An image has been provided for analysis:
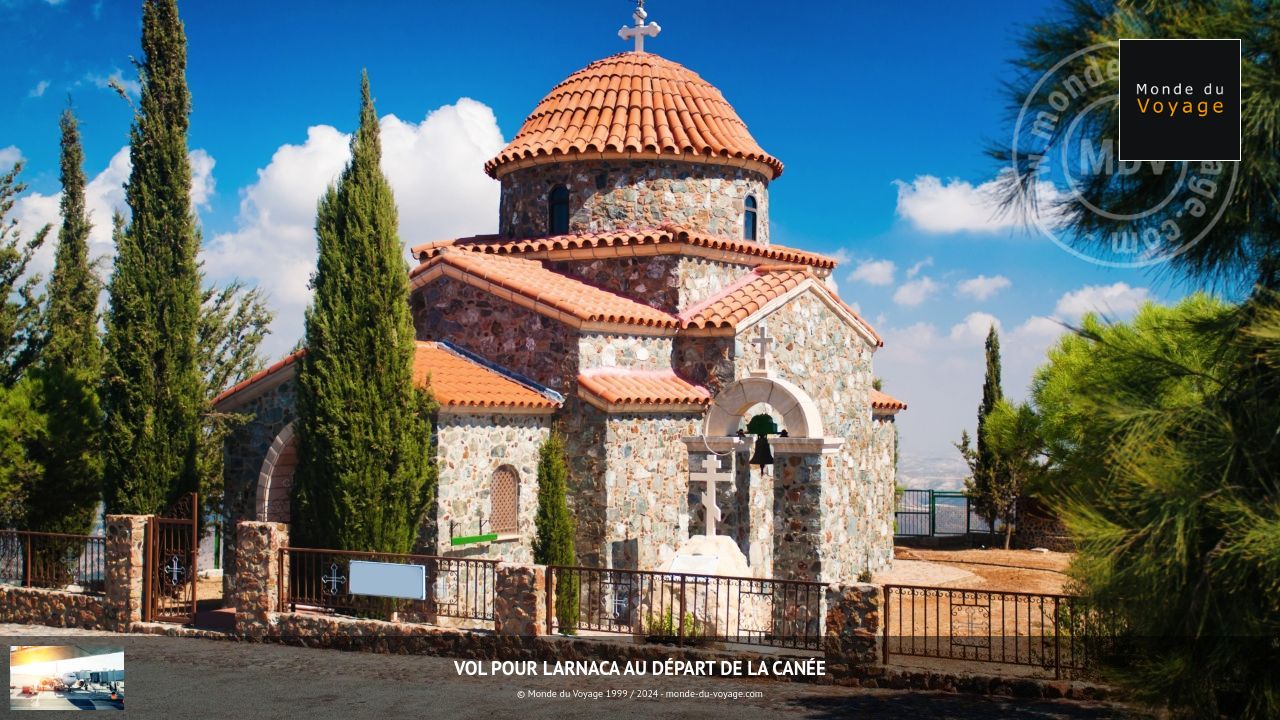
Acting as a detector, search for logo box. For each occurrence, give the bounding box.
[1119,38,1241,161]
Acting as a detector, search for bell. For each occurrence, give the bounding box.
[749,434,774,468]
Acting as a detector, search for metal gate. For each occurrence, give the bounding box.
[145,492,198,624]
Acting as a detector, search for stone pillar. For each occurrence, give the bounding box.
[232,521,289,636]
[773,454,823,581]
[493,563,548,636]
[824,582,881,668]
[104,515,148,631]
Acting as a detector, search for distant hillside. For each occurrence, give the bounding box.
[897,454,968,491]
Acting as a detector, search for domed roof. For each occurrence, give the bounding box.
[485,52,783,180]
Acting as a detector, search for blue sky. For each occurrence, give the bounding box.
[1,0,1213,466]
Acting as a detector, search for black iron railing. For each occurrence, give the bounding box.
[0,530,106,595]
[546,565,827,650]
[883,584,1117,678]
[279,547,496,623]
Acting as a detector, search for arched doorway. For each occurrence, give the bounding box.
[255,422,296,523]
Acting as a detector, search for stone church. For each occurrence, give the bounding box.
[215,11,905,595]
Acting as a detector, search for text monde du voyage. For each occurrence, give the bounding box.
[1133,82,1229,118]
[453,659,828,677]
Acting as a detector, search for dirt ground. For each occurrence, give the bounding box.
[878,547,1074,595]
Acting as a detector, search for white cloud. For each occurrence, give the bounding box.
[949,312,1000,342]
[0,145,22,169]
[12,145,213,282]
[956,274,1011,301]
[892,276,938,307]
[28,80,50,98]
[85,70,140,98]
[202,98,504,357]
[906,257,932,279]
[893,171,1066,234]
[1053,282,1150,321]
[848,258,895,286]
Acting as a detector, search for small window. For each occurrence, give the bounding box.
[548,185,570,235]
[744,194,758,241]
[490,466,519,535]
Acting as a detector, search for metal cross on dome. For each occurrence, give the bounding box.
[619,0,661,53]
[163,555,186,586]
[321,563,346,595]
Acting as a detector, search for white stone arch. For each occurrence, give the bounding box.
[704,375,824,438]
[256,422,296,523]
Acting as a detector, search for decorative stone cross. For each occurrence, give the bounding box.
[751,323,774,374]
[163,555,186,586]
[689,454,733,537]
[321,563,346,595]
[619,0,661,53]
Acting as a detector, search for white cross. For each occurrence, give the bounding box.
[751,323,774,373]
[689,454,734,537]
[322,563,346,595]
[163,555,186,586]
[618,0,661,53]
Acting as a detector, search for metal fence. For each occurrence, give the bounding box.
[0,530,106,595]
[547,565,827,650]
[895,489,996,537]
[883,584,1116,678]
[279,547,496,623]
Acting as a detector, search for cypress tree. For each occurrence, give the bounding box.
[102,0,203,515]
[291,72,436,553]
[26,108,103,535]
[967,325,1005,531]
[532,430,578,633]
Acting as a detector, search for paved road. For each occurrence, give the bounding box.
[0,624,1148,719]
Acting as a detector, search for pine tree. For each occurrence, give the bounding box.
[291,72,436,553]
[965,324,1006,532]
[26,108,103,535]
[102,0,203,515]
[532,430,578,633]
[0,161,49,388]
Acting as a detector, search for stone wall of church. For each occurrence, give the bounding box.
[498,159,770,244]
[430,414,550,564]
[220,378,297,598]
[674,336,736,396]
[577,333,673,371]
[559,256,682,313]
[733,291,892,582]
[602,413,701,571]
[677,257,756,309]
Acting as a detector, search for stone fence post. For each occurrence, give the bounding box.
[824,582,882,669]
[231,521,289,636]
[104,515,148,631]
[493,563,549,636]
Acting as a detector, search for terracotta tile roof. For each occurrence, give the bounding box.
[485,52,782,179]
[411,226,836,271]
[871,389,907,412]
[409,250,680,332]
[213,342,561,413]
[577,368,711,411]
[679,264,883,346]
[413,342,559,411]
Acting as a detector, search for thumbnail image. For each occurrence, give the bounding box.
[9,646,124,711]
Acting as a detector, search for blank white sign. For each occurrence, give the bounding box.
[349,560,426,600]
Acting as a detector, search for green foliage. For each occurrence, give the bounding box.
[24,108,103,536]
[532,430,578,633]
[963,324,1013,531]
[102,0,203,515]
[643,609,707,644]
[0,162,49,388]
[291,72,436,554]
[0,380,43,527]
[994,0,1280,290]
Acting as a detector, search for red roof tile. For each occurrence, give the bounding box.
[409,250,681,331]
[411,226,836,271]
[213,343,560,413]
[577,368,711,411]
[486,53,782,179]
[871,389,907,411]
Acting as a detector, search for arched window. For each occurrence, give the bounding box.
[490,466,520,535]
[743,194,758,241]
[548,185,570,235]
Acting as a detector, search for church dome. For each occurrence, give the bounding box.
[485,52,783,180]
